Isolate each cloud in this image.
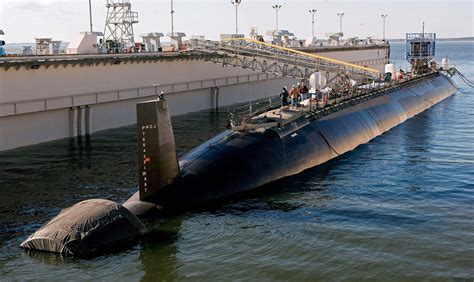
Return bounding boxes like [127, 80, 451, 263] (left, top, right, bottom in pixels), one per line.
[3, 0, 50, 11]
[3, 0, 80, 16]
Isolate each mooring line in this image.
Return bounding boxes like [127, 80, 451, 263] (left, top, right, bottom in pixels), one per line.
[407, 87, 474, 116]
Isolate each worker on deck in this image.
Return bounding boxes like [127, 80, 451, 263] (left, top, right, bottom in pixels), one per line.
[311, 90, 321, 110]
[299, 82, 309, 100]
[296, 83, 301, 101]
[289, 85, 299, 108]
[280, 86, 289, 107]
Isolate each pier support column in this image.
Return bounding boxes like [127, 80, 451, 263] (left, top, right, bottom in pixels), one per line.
[77, 107, 86, 137]
[69, 108, 78, 138]
[85, 106, 94, 135]
[210, 87, 220, 111]
[70, 106, 93, 137]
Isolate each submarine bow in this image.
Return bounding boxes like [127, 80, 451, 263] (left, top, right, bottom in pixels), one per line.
[20, 199, 146, 256]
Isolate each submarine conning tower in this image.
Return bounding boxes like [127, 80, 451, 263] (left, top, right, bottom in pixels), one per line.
[406, 32, 436, 75]
[136, 97, 180, 201]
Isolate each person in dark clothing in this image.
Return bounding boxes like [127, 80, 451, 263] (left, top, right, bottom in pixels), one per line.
[299, 82, 309, 100]
[280, 86, 289, 107]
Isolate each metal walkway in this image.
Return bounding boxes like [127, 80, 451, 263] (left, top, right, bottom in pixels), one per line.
[193, 38, 381, 80]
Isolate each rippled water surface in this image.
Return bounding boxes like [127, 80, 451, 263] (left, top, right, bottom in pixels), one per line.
[1, 42, 473, 280]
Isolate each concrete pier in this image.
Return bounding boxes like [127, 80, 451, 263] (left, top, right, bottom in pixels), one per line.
[0, 45, 388, 151]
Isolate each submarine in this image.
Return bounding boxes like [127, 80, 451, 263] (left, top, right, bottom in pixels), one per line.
[123, 71, 458, 216]
[21, 33, 461, 256]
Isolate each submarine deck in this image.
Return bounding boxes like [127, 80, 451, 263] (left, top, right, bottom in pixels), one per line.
[231, 71, 447, 132]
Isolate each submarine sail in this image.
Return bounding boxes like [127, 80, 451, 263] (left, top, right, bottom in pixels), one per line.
[136, 98, 180, 201]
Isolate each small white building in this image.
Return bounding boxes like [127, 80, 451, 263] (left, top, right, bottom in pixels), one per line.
[166, 32, 186, 51]
[66, 32, 103, 55]
[347, 37, 360, 46]
[36, 38, 62, 55]
[36, 38, 53, 55]
[51, 40, 62, 54]
[326, 32, 344, 46]
[140, 33, 164, 52]
[265, 30, 295, 47]
[305, 36, 318, 47]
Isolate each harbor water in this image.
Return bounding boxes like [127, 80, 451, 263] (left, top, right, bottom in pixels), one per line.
[0, 42, 473, 280]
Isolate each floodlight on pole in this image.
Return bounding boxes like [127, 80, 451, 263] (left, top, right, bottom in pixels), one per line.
[381, 14, 388, 41]
[231, 0, 242, 35]
[272, 5, 282, 31]
[309, 9, 317, 38]
[171, 0, 175, 35]
[337, 12, 345, 34]
[89, 0, 93, 32]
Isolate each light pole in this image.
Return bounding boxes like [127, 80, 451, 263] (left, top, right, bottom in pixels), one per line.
[337, 12, 344, 34]
[88, 0, 93, 32]
[309, 9, 317, 38]
[381, 14, 388, 41]
[231, 0, 242, 35]
[272, 5, 282, 31]
[170, 0, 175, 35]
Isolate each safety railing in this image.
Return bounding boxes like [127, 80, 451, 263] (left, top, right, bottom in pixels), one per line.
[228, 71, 439, 131]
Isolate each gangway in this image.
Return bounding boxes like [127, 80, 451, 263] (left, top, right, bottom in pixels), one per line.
[193, 38, 380, 81]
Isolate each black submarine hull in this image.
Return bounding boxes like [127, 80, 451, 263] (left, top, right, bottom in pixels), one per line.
[124, 73, 458, 214]
[21, 73, 458, 255]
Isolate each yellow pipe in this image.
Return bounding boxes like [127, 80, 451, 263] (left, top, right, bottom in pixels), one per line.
[223, 37, 380, 74]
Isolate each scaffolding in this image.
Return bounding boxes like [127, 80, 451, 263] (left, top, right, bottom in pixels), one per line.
[104, 0, 139, 52]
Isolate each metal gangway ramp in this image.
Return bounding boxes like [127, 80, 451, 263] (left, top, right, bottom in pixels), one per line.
[193, 38, 380, 80]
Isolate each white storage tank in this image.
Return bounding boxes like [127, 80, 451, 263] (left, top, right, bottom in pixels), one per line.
[385, 64, 396, 80]
[309, 72, 327, 92]
[442, 57, 450, 69]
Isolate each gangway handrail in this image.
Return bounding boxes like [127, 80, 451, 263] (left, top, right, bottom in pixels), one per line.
[191, 37, 381, 80]
[222, 38, 380, 76]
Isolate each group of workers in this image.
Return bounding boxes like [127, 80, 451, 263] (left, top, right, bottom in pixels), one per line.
[279, 82, 310, 108]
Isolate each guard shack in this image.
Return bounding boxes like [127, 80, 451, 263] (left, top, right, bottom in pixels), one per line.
[406, 33, 436, 74]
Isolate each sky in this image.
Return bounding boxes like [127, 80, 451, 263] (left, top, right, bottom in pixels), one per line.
[0, 0, 473, 43]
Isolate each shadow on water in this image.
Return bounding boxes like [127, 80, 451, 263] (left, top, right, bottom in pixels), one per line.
[137, 217, 186, 280]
